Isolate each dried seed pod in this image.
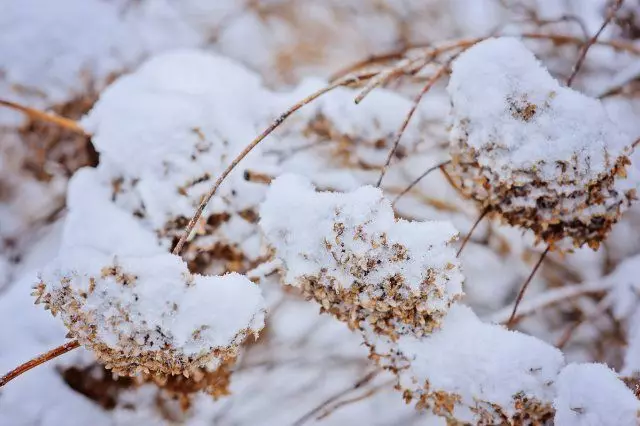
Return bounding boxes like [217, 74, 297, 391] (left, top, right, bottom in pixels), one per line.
[259, 174, 463, 339]
[35, 250, 265, 380]
[447, 37, 637, 251]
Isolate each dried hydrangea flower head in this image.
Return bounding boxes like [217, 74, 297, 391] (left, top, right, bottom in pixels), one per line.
[82, 51, 278, 275]
[34, 250, 266, 382]
[447, 37, 637, 251]
[368, 304, 565, 424]
[259, 174, 463, 339]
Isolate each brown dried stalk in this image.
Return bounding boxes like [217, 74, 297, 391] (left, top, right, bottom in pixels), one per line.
[292, 370, 379, 426]
[457, 208, 489, 258]
[567, 0, 626, 87]
[392, 160, 452, 205]
[0, 99, 87, 135]
[377, 56, 458, 188]
[507, 246, 551, 328]
[0, 340, 80, 388]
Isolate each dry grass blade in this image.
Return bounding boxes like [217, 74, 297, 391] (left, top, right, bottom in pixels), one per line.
[377, 57, 457, 188]
[0, 99, 87, 135]
[0, 340, 80, 388]
[507, 246, 550, 328]
[392, 160, 452, 205]
[172, 72, 376, 256]
[567, 0, 626, 87]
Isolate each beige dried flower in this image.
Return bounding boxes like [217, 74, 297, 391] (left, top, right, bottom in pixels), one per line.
[259, 174, 463, 339]
[447, 37, 637, 251]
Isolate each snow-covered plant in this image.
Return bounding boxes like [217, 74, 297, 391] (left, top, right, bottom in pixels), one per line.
[34, 250, 264, 380]
[370, 304, 564, 424]
[23, 51, 272, 400]
[448, 37, 637, 251]
[259, 174, 463, 339]
[82, 51, 278, 275]
[554, 363, 640, 426]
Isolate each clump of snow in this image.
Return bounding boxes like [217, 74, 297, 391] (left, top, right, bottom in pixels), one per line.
[447, 37, 637, 250]
[370, 303, 564, 424]
[36, 249, 265, 378]
[81, 50, 278, 274]
[554, 363, 640, 426]
[259, 174, 463, 338]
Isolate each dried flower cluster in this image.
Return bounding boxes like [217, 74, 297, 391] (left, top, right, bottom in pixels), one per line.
[35, 251, 265, 383]
[447, 38, 637, 251]
[366, 304, 564, 424]
[82, 51, 279, 275]
[259, 174, 463, 339]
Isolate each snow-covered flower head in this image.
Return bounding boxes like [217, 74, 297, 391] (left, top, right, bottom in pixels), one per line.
[259, 174, 463, 339]
[447, 37, 637, 251]
[35, 250, 266, 380]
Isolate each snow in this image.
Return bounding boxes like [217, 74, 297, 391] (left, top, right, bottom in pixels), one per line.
[448, 37, 633, 184]
[389, 304, 564, 422]
[260, 174, 462, 295]
[554, 363, 640, 426]
[2, 2, 640, 425]
[39, 250, 265, 371]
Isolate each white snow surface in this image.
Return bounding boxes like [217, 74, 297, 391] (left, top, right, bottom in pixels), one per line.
[393, 304, 564, 420]
[448, 37, 633, 184]
[42, 250, 265, 358]
[259, 174, 463, 299]
[554, 363, 640, 426]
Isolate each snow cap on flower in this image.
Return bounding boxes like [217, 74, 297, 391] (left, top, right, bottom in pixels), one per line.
[35, 249, 265, 379]
[259, 174, 463, 339]
[447, 37, 636, 251]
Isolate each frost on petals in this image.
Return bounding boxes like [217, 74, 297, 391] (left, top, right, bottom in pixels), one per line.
[35, 250, 265, 379]
[554, 363, 640, 426]
[371, 304, 564, 424]
[259, 174, 463, 339]
[447, 37, 636, 251]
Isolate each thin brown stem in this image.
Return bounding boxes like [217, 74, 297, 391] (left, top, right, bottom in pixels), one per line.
[507, 246, 550, 328]
[392, 160, 452, 205]
[0, 99, 87, 135]
[292, 370, 378, 426]
[567, 0, 625, 87]
[172, 73, 375, 256]
[0, 340, 80, 387]
[377, 57, 456, 188]
[316, 379, 394, 421]
[457, 208, 489, 257]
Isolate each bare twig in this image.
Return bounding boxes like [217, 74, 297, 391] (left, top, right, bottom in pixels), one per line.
[491, 281, 609, 325]
[316, 379, 394, 421]
[0, 99, 87, 135]
[0, 340, 80, 388]
[567, 0, 625, 87]
[556, 298, 610, 349]
[457, 208, 489, 258]
[507, 246, 551, 328]
[292, 370, 379, 426]
[377, 57, 457, 188]
[171, 72, 375, 256]
[392, 160, 452, 205]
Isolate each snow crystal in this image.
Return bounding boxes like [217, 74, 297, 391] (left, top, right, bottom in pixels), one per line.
[554, 363, 640, 426]
[447, 37, 637, 250]
[259, 174, 463, 338]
